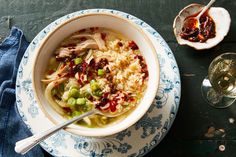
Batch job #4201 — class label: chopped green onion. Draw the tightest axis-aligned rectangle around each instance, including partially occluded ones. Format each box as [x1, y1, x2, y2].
[90, 80, 100, 91]
[86, 102, 93, 111]
[72, 111, 82, 117]
[67, 97, 76, 106]
[84, 92, 91, 97]
[90, 79, 96, 84]
[76, 98, 86, 105]
[74, 57, 83, 65]
[123, 102, 129, 106]
[51, 88, 58, 96]
[81, 105, 89, 112]
[69, 88, 80, 98]
[98, 69, 105, 76]
[58, 83, 64, 92]
[93, 89, 103, 97]
[101, 116, 108, 124]
[79, 91, 90, 98]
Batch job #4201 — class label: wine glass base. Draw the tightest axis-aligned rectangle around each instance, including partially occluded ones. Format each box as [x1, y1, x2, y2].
[201, 77, 235, 108]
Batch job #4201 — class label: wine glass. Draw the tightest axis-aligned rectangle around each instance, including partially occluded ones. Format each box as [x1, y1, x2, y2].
[201, 52, 236, 108]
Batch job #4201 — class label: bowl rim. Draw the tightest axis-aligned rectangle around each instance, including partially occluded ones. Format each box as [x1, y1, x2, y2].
[32, 12, 160, 137]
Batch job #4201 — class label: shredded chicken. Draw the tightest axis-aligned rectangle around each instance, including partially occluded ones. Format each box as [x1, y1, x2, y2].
[93, 33, 106, 50]
[55, 48, 71, 58]
[55, 32, 107, 59]
[42, 64, 69, 84]
[56, 40, 98, 58]
[71, 32, 106, 50]
[74, 39, 98, 53]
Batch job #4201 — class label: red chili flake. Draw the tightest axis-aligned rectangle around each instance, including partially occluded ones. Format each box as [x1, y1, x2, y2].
[105, 67, 110, 73]
[95, 97, 109, 110]
[128, 41, 139, 50]
[103, 92, 109, 98]
[141, 63, 149, 79]
[96, 58, 108, 69]
[87, 95, 94, 102]
[78, 29, 86, 33]
[143, 70, 149, 79]
[101, 33, 106, 40]
[55, 56, 61, 61]
[123, 94, 128, 101]
[68, 47, 75, 50]
[95, 105, 101, 110]
[80, 74, 84, 81]
[89, 58, 96, 68]
[109, 84, 117, 94]
[65, 60, 77, 77]
[90, 27, 95, 32]
[63, 107, 72, 113]
[87, 70, 93, 78]
[129, 98, 135, 102]
[134, 55, 148, 79]
[48, 69, 55, 75]
[76, 62, 88, 73]
[90, 27, 98, 32]
[101, 97, 109, 106]
[87, 59, 97, 80]
[80, 37, 86, 41]
[67, 43, 76, 47]
[109, 100, 117, 112]
[134, 55, 144, 61]
[117, 41, 123, 47]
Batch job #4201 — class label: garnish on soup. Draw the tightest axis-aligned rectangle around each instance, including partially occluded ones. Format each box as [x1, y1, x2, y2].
[42, 27, 148, 128]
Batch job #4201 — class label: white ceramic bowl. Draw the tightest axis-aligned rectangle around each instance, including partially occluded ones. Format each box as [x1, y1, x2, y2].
[32, 12, 160, 137]
[173, 3, 231, 50]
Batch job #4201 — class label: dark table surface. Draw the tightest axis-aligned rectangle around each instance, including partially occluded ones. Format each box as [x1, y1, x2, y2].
[1, 0, 236, 157]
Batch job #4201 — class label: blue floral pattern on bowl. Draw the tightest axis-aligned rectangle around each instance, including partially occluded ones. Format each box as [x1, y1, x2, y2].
[15, 9, 181, 157]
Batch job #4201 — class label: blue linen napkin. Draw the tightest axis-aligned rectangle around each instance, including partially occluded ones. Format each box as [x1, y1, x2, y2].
[0, 27, 46, 157]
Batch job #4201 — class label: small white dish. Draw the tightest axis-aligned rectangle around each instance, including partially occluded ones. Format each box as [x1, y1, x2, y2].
[173, 3, 231, 50]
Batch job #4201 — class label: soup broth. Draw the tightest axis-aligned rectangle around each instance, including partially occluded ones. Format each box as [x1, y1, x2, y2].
[42, 27, 148, 128]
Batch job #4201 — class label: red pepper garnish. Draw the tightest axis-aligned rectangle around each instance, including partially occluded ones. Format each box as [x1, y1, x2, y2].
[128, 41, 139, 50]
[78, 29, 86, 33]
[63, 107, 72, 113]
[117, 41, 123, 47]
[48, 69, 55, 75]
[101, 33, 106, 40]
[90, 27, 98, 32]
[80, 37, 87, 41]
[109, 100, 117, 112]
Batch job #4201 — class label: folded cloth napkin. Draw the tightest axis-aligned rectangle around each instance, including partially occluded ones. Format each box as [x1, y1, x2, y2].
[0, 27, 46, 157]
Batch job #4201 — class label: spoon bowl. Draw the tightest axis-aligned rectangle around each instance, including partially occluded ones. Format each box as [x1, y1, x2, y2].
[184, 0, 216, 29]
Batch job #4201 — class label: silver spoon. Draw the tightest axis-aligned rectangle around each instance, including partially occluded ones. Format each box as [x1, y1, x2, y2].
[15, 108, 127, 155]
[184, 0, 216, 29]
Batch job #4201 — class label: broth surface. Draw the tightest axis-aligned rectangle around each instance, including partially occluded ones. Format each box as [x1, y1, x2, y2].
[42, 27, 148, 128]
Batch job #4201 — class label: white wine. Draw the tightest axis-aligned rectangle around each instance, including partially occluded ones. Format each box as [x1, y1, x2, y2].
[209, 54, 236, 97]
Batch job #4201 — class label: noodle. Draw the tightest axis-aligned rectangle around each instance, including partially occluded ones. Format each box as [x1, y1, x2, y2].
[42, 27, 148, 128]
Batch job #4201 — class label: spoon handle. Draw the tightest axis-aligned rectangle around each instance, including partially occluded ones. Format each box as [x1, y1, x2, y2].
[15, 109, 95, 155]
[197, 0, 216, 18]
